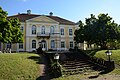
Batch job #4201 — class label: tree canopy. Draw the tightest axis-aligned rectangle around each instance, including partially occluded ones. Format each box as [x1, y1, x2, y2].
[0, 6, 23, 44]
[8, 18, 23, 43]
[74, 13, 120, 49]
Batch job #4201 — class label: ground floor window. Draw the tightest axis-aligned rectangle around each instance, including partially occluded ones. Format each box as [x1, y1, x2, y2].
[51, 40, 55, 48]
[32, 40, 36, 48]
[61, 41, 65, 48]
[70, 41, 73, 48]
[6, 43, 11, 48]
[19, 43, 23, 49]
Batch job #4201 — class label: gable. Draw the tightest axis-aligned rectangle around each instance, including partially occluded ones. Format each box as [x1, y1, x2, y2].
[26, 15, 59, 24]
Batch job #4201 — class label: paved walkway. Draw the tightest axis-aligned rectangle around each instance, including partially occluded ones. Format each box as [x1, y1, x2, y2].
[36, 54, 50, 80]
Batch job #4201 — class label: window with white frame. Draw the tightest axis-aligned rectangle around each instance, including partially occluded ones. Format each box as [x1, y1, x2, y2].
[32, 25, 36, 34]
[20, 26, 24, 33]
[61, 41, 65, 48]
[41, 26, 45, 34]
[32, 40, 36, 48]
[70, 41, 73, 48]
[19, 43, 23, 49]
[69, 29, 73, 35]
[60, 28, 64, 35]
[50, 26, 54, 35]
[51, 40, 55, 48]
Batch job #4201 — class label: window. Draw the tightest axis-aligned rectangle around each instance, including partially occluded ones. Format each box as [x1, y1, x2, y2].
[6, 43, 11, 48]
[32, 25, 36, 34]
[51, 40, 55, 48]
[19, 43, 23, 49]
[70, 41, 73, 48]
[32, 40, 36, 48]
[69, 29, 73, 35]
[61, 41, 65, 48]
[20, 26, 24, 33]
[60, 28, 64, 35]
[50, 26, 54, 35]
[41, 26, 45, 34]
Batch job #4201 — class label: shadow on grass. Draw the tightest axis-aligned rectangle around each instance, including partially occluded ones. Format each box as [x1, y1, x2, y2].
[36, 76, 50, 80]
[88, 75, 99, 79]
[28, 56, 41, 64]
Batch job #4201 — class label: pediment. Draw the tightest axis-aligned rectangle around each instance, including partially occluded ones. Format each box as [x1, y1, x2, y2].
[26, 15, 59, 23]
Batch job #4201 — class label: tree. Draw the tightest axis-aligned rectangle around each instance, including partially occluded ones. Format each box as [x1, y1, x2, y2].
[0, 7, 12, 43]
[74, 13, 120, 49]
[0, 6, 23, 51]
[8, 18, 23, 43]
[74, 20, 84, 43]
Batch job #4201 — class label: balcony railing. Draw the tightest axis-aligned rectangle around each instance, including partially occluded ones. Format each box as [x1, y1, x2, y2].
[37, 32, 50, 38]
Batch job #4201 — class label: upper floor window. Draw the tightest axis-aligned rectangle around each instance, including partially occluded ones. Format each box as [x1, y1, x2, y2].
[32, 40, 36, 48]
[32, 25, 36, 34]
[69, 29, 73, 35]
[41, 26, 45, 34]
[50, 26, 54, 34]
[60, 28, 64, 35]
[70, 41, 73, 48]
[61, 41, 65, 48]
[51, 40, 55, 48]
[20, 26, 24, 33]
[19, 43, 23, 49]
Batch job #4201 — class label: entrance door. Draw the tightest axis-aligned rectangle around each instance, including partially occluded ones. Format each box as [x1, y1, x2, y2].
[41, 40, 47, 51]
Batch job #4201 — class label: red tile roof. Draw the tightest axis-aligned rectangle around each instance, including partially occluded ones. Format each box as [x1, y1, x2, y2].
[7, 13, 75, 25]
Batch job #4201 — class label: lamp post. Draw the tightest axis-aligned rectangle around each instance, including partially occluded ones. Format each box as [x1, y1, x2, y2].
[105, 50, 112, 61]
[54, 53, 60, 63]
[54, 53, 62, 77]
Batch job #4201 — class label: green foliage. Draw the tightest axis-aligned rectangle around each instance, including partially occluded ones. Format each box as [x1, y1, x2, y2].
[0, 7, 12, 43]
[0, 6, 23, 44]
[0, 53, 40, 80]
[8, 18, 23, 43]
[75, 13, 120, 49]
[74, 20, 84, 43]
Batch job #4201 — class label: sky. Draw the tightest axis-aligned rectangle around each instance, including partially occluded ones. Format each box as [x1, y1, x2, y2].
[0, 0, 120, 24]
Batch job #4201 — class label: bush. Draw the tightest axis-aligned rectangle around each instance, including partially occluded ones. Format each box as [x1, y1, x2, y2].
[69, 48, 74, 51]
[36, 47, 43, 54]
[48, 49, 55, 51]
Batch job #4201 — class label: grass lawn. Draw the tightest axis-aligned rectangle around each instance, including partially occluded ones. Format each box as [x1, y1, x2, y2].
[95, 49, 120, 74]
[95, 50, 120, 65]
[0, 53, 40, 80]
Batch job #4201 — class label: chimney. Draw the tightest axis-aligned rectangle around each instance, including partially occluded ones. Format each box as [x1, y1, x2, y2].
[18, 13, 20, 15]
[49, 12, 53, 16]
[27, 10, 31, 14]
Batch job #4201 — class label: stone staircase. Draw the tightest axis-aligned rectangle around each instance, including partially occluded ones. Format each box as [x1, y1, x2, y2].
[61, 52, 104, 75]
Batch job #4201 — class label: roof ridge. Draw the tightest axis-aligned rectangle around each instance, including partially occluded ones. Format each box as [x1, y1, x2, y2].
[7, 13, 76, 25]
